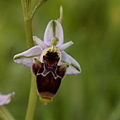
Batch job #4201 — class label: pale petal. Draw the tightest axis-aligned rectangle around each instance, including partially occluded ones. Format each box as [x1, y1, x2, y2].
[0, 92, 15, 106]
[33, 36, 46, 49]
[44, 20, 64, 46]
[59, 41, 73, 50]
[13, 46, 42, 67]
[60, 51, 81, 75]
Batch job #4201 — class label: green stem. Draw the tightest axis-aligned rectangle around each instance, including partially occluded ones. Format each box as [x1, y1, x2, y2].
[21, 0, 37, 120]
[24, 18, 37, 120]
[21, 0, 47, 119]
[21, 0, 34, 48]
[24, 22, 37, 119]
[24, 19, 34, 48]
[25, 75, 37, 120]
[0, 107, 15, 120]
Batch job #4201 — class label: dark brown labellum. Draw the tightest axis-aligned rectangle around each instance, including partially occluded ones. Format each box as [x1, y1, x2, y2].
[32, 57, 68, 104]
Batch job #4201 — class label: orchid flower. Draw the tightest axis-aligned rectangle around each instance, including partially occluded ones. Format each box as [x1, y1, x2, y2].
[0, 92, 15, 106]
[13, 20, 81, 104]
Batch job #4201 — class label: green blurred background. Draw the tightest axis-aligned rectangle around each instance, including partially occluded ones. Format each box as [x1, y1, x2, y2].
[0, 0, 120, 120]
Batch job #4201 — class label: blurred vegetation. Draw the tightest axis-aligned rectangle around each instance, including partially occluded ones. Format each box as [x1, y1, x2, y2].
[0, 0, 120, 120]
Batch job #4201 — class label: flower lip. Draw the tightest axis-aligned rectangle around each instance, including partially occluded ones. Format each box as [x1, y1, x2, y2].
[32, 58, 68, 104]
[37, 72, 61, 96]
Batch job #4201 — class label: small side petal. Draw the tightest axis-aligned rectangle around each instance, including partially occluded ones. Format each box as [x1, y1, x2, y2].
[60, 51, 81, 75]
[59, 41, 73, 50]
[13, 46, 42, 67]
[44, 20, 64, 46]
[33, 36, 46, 49]
[0, 92, 15, 106]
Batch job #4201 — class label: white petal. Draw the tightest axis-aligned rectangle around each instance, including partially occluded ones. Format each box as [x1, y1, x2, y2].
[44, 20, 64, 46]
[60, 51, 81, 75]
[59, 41, 73, 50]
[0, 92, 15, 106]
[13, 46, 42, 67]
[33, 36, 46, 49]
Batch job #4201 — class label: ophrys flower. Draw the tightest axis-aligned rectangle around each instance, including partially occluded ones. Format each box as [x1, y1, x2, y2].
[13, 20, 81, 105]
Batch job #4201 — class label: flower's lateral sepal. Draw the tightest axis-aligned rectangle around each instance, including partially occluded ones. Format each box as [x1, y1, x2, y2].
[61, 51, 81, 75]
[13, 46, 42, 67]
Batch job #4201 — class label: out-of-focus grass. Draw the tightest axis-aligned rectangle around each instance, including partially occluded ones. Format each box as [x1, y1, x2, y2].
[0, 0, 120, 120]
